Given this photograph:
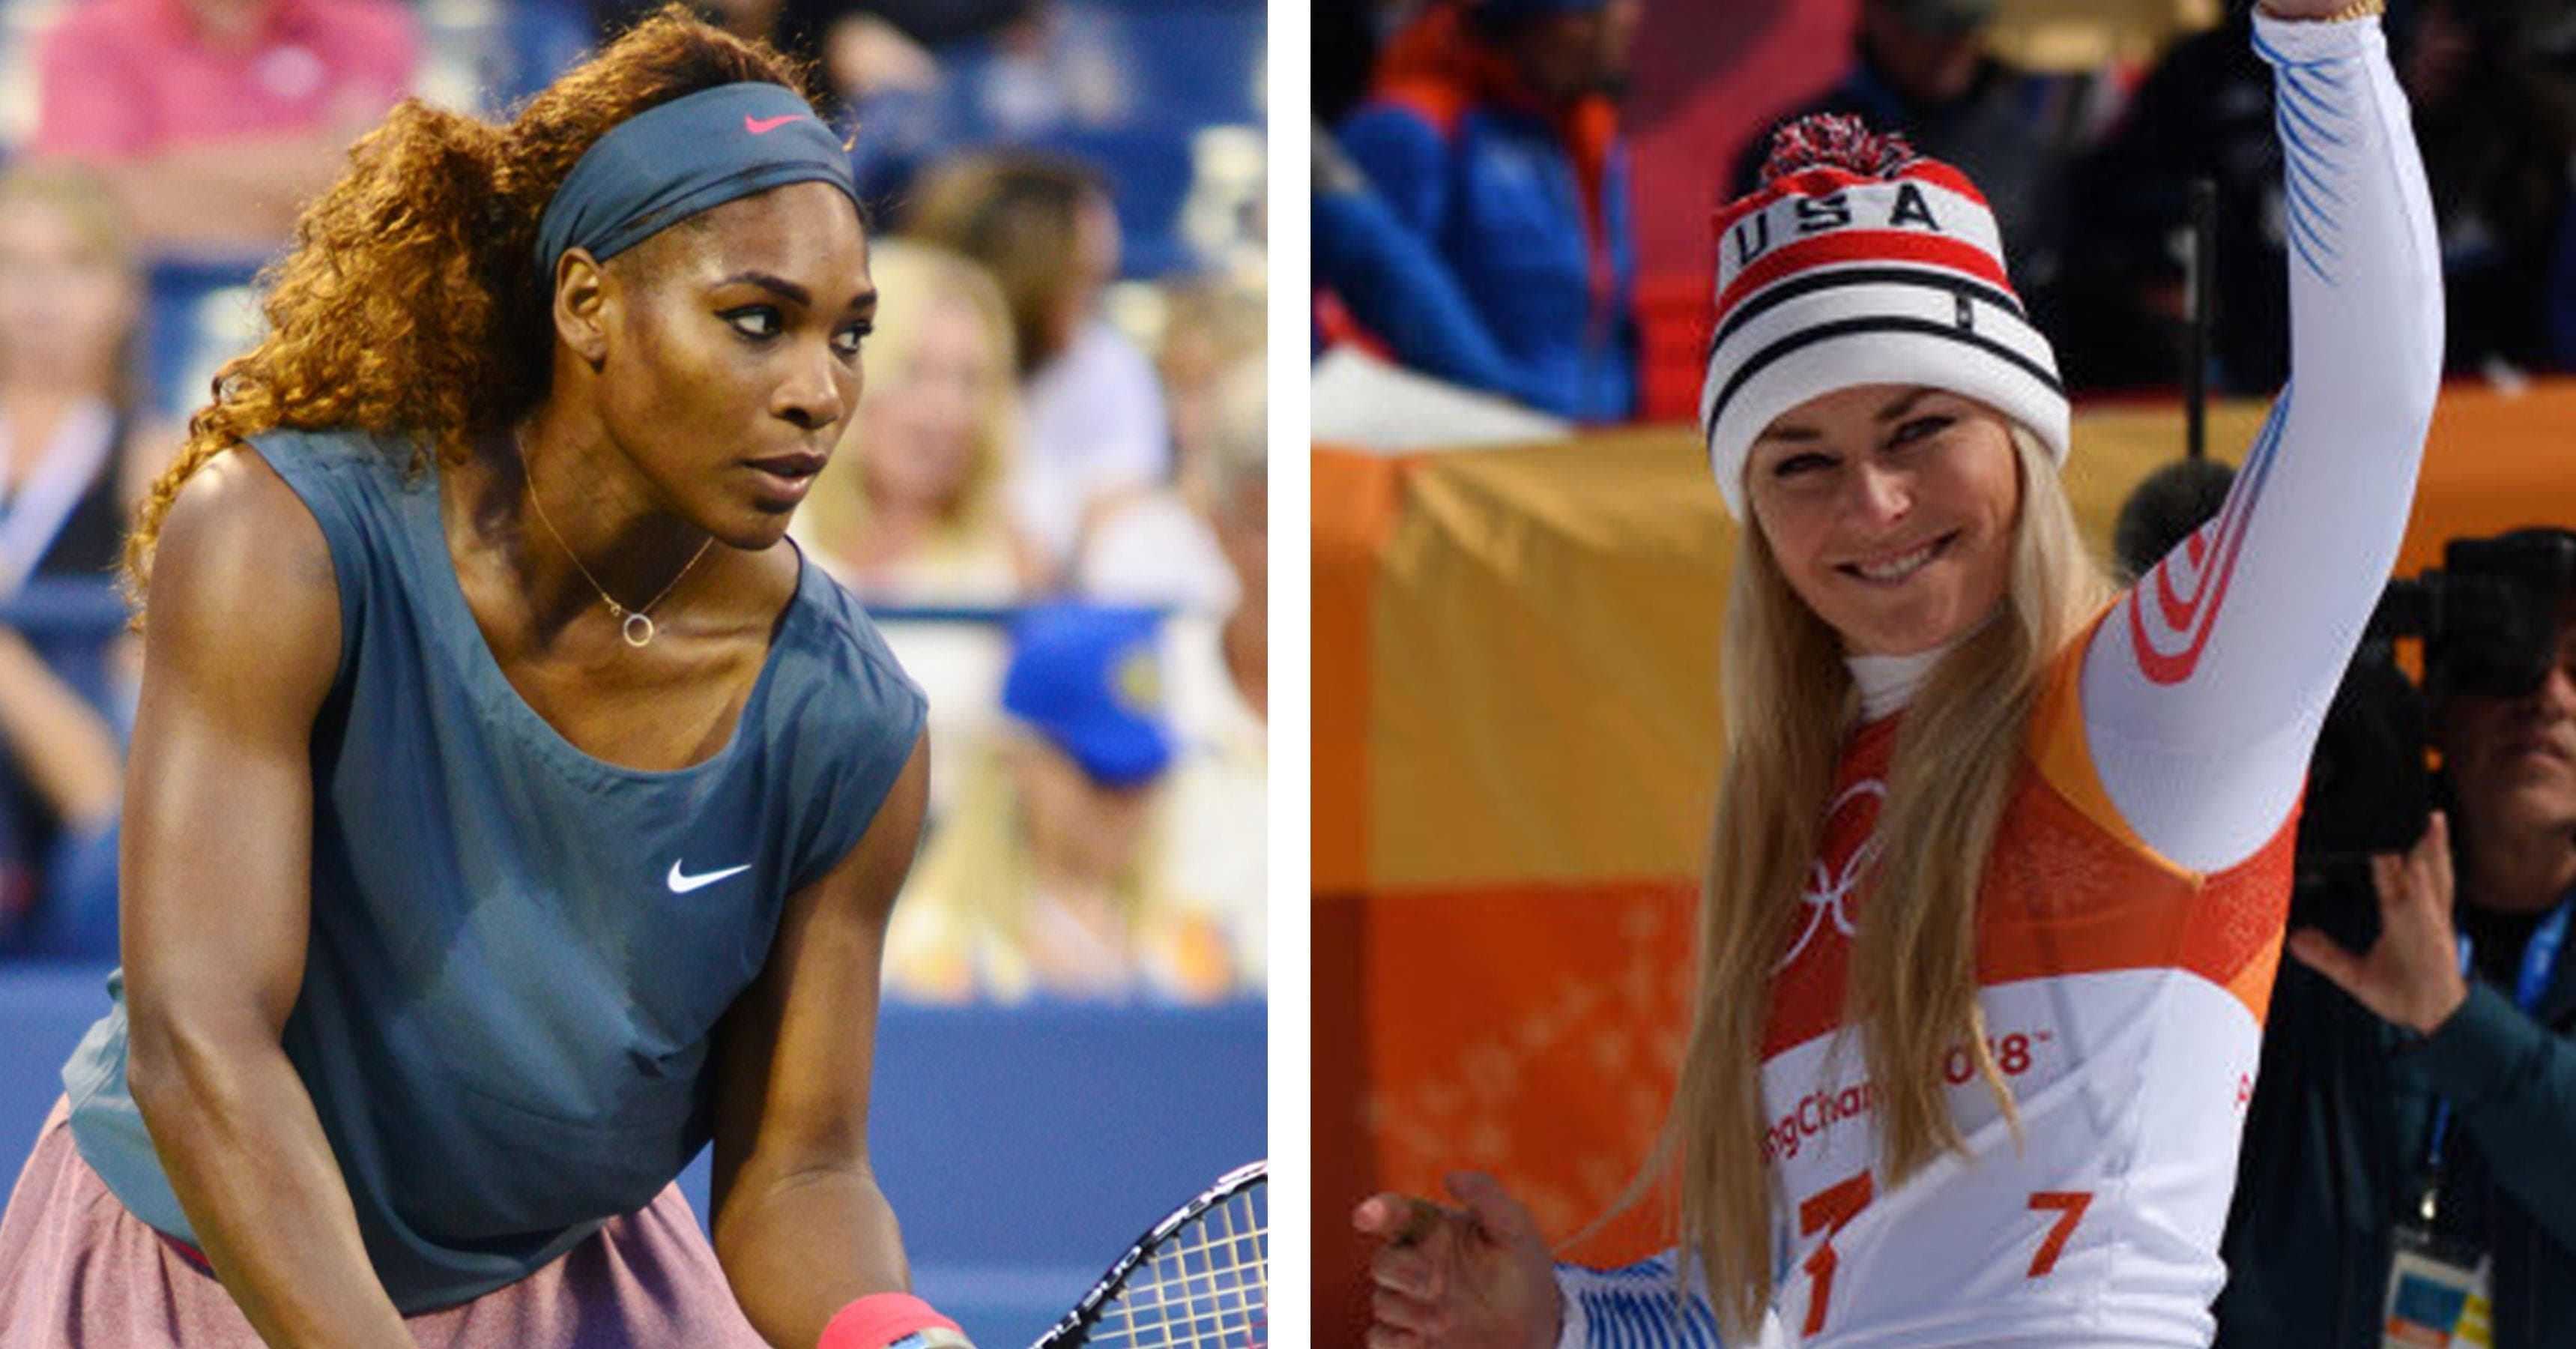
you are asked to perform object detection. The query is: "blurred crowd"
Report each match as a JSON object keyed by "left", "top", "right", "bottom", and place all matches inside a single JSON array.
[
  {"left": 1314, "top": 0, "right": 2576, "bottom": 420},
  {"left": 0, "top": 0, "right": 1269, "bottom": 1007}
]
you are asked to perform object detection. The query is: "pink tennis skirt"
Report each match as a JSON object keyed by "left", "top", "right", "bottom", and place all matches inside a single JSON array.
[{"left": 0, "top": 1097, "right": 772, "bottom": 1348}]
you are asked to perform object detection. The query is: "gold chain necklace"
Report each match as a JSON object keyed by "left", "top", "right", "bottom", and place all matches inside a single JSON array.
[{"left": 516, "top": 431, "right": 713, "bottom": 648}]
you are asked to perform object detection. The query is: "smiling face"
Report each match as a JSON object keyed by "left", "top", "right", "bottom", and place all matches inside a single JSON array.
[
  {"left": 1744, "top": 383, "right": 2023, "bottom": 657},
  {"left": 583, "top": 181, "right": 874, "bottom": 549},
  {"left": 2437, "top": 594, "right": 2576, "bottom": 858}
]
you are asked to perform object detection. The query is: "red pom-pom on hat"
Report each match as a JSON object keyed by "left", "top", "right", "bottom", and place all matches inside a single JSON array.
[{"left": 1757, "top": 113, "right": 1920, "bottom": 186}]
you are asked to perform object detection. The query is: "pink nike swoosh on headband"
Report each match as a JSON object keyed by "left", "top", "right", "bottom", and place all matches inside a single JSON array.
[{"left": 744, "top": 114, "right": 799, "bottom": 134}]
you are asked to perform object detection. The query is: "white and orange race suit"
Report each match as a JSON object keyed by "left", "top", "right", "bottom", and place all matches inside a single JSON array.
[{"left": 1556, "top": 11, "right": 2443, "bottom": 1348}]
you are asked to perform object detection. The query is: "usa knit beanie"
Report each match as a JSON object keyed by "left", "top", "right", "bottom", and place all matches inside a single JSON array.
[{"left": 1700, "top": 115, "right": 2068, "bottom": 517}]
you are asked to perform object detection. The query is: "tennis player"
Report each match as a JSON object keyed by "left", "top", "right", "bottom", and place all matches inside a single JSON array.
[
  {"left": 1355, "top": 1, "right": 2440, "bottom": 1345},
  {"left": 0, "top": 13, "right": 971, "bottom": 1349}
]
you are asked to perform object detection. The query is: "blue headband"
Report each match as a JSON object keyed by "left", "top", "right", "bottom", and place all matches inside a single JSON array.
[{"left": 533, "top": 82, "right": 859, "bottom": 273}]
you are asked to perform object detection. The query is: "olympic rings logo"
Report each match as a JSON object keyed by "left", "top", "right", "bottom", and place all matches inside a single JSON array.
[{"left": 1776, "top": 777, "right": 1886, "bottom": 973}]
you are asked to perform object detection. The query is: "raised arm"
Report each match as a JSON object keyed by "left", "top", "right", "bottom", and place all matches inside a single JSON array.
[
  {"left": 710, "top": 733, "right": 931, "bottom": 1348},
  {"left": 2081, "top": 4, "right": 2443, "bottom": 872},
  {"left": 119, "top": 448, "right": 414, "bottom": 1347}
]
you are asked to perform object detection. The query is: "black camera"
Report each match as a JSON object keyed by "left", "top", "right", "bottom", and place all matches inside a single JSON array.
[{"left": 2297, "top": 528, "right": 2576, "bottom": 878}]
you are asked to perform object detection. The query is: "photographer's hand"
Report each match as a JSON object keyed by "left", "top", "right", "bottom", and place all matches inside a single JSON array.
[{"left": 2288, "top": 812, "right": 2471, "bottom": 1035}]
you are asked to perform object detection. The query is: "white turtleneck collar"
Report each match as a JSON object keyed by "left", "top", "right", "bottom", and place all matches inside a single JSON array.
[{"left": 1846, "top": 642, "right": 1953, "bottom": 722}]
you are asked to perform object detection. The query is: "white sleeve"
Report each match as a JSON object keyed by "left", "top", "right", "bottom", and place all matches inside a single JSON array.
[
  {"left": 1554, "top": 1251, "right": 1746, "bottom": 1348},
  {"left": 2079, "top": 11, "right": 2443, "bottom": 873}
]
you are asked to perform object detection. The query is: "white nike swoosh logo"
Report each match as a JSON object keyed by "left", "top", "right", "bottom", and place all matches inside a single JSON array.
[{"left": 667, "top": 860, "right": 752, "bottom": 893}]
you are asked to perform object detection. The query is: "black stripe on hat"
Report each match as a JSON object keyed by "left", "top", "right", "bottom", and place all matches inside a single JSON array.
[
  {"left": 1705, "top": 315, "right": 2067, "bottom": 432},
  {"left": 1710, "top": 265, "right": 2030, "bottom": 356}
]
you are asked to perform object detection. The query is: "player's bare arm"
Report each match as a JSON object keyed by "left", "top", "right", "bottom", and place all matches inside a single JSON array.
[
  {"left": 120, "top": 446, "right": 414, "bottom": 1348},
  {"left": 710, "top": 733, "right": 932, "bottom": 1348}
]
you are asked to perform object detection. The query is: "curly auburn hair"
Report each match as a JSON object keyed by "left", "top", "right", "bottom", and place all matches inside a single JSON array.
[{"left": 122, "top": 7, "right": 820, "bottom": 609}]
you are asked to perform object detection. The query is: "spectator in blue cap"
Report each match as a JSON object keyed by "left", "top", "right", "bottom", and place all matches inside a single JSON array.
[
  {"left": 1000, "top": 603, "right": 1176, "bottom": 788},
  {"left": 888, "top": 603, "right": 1245, "bottom": 1004},
  {"left": 1330, "top": 0, "right": 1641, "bottom": 422}
]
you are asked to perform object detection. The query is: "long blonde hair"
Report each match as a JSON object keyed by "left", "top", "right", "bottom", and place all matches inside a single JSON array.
[
  {"left": 1663, "top": 425, "right": 2114, "bottom": 1339},
  {"left": 796, "top": 239, "right": 1018, "bottom": 568}
]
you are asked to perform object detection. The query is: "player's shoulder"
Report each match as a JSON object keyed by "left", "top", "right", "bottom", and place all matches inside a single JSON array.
[
  {"left": 226, "top": 423, "right": 420, "bottom": 478},
  {"left": 759, "top": 558, "right": 928, "bottom": 864},
  {"left": 159, "top": 441, "right": 333, "bottom": 582},
  {"left": 160, "top": 425, "right": 426, "bottom": 650},
  {"left": 149, "top": 444, "right": 345, "bottom": 697},
  {"left": 773, "top": 552, "right": 926, "bottom": 726}
]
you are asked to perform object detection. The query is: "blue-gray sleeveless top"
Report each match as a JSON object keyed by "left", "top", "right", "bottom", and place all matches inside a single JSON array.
[{"left": 58, "top": 427, "right": 926, "bottom": 1312}]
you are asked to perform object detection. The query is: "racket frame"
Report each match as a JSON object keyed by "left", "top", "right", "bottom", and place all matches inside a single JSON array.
[{"left": 1027, "top": 1159, "right": 1269, "bottom": 1349}]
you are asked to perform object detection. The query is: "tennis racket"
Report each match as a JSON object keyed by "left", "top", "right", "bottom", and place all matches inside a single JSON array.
[{"left": 1029, "top": 1159, "right": 1268, "bottom": 1348}]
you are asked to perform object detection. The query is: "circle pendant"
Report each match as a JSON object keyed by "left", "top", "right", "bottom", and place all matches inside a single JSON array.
[{"left": 622, "top": 612, "right": 656, "bottom": 648}]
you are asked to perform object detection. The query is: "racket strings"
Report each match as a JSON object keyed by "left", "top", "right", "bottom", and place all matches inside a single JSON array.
[{"left": 1089, "top": 1186, "right": 1268, "bottom": 1348}]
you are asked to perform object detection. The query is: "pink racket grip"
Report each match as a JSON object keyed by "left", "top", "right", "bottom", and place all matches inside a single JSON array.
[{"left": 816, "top": 1293, "right": 973, "bottom": 1349}]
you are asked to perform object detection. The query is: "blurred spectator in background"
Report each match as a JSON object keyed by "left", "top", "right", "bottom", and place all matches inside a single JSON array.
[
  {"left": 1316, "top": 0, "right": 1385, "bottom": 128},
  {"left": 907, "top": 152, "right": 1170, "bottom": 591},
  {"left": 1735, "top": 0, "right": 2079, "bottom": 331},
  {"left": 31, "top": 0, "right": 417, "bottom": 256},
  {"left": 1155, "top": 277, "right": 1265, "bottom": 506},
  {"left": 589, "top": 1, "right": 1028, "bottom": 119},
  {"left": 0, "top": 633, "right": 117, "bottom": 956},
  {"left": 2063, "top": 0, "right": 2576, "bottom": 393},
  {"left": 839, "top": 0, "right": 1038, "bottom": 47},
  {"left": 885, "top": 603, "right": 1243, "bottom": 1004},
  {"left": 0, "top": 166, "right": 169, "bottom": 959},
  {"left": 795, "top": 239, "right": 1035, "bottom": 605},
  {"left": 593, "top": 1, "right": 822, "bottom": 63},
  {"left": 1333, "top": 0, "right": 1639, "bottom": 423},
  {"left": 2055, "top": 5, "right": 2283, "bottom": 393},
  {"left": 1077, "top": 276, "right": 1259, "bottom": 610},
  {"left": 2405, "top": 0, "right": 2576, "bottom": 376},
  {"left": 1161, "top": 358, "right": 1266, "bottom": 986},
  {"left": 1313, "top": 124, "right": 1567, "bottom": 409},
  {"left": 652, "top": 0, "right": 1140, "bottom": 213}
]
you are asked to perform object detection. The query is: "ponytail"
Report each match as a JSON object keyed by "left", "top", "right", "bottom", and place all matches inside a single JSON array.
[{"left": 123, "top": 7, "right": 814, "bottom": 615}]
